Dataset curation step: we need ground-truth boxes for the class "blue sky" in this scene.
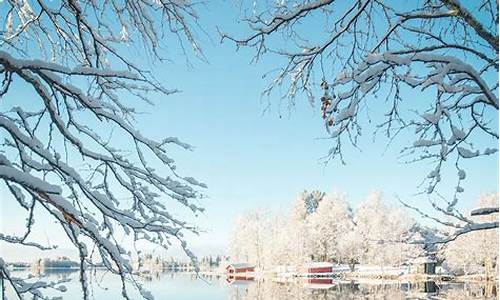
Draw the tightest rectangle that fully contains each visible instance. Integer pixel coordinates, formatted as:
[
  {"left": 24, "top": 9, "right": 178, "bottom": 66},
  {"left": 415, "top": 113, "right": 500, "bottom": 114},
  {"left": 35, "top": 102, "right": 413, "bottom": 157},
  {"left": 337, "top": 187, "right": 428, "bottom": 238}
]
[{"left": 0, "top": 1, "right": 498, "bottom": 261}]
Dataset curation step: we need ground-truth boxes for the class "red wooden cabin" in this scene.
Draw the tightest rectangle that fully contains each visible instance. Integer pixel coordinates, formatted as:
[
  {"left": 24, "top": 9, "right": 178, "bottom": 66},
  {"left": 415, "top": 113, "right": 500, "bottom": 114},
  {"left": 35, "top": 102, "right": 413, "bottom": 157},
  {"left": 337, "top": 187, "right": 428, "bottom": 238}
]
[
  {"left": 305, "top": 262, "right": 334, "bottom": 274},
  {"left": 226, "top": 263, "right": 255, "bottom": 274}
]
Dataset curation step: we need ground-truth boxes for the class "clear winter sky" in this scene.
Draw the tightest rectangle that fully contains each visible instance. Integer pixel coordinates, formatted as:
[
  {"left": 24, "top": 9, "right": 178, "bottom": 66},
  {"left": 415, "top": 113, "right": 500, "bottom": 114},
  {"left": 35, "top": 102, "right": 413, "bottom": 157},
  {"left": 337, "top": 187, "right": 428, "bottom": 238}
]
[{"left": 1, "top": 1, "right": 498, "bottom": 262}]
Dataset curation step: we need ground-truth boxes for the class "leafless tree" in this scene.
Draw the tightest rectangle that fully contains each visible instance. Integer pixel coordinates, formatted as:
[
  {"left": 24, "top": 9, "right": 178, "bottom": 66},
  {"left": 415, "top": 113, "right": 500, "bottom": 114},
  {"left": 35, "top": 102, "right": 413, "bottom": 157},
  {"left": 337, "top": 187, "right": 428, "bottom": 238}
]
[
  {"left": 222, "top": 0, "right": 498, "bottom": 242},
  {"left": 0, "top": 1, "right": 206, "bottom": 299}
]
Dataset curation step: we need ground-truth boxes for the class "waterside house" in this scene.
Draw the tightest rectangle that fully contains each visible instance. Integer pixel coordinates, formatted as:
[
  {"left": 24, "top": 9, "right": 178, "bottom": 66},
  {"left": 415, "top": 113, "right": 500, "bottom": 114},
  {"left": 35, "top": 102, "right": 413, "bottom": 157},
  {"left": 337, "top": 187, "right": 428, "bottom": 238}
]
[
  {"left": 226, "top": 263, "right": 255, "bottom": 274},
  {"left": 304, "top": 262, "right": 334, "bottom": 274}
]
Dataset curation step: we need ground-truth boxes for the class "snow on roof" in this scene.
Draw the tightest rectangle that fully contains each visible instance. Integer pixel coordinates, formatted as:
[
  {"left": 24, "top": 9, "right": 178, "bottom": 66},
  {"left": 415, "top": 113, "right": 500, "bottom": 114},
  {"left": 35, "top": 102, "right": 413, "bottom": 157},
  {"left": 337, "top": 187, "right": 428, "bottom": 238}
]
[
  {"left": 412, "top": 256, "right": 437, "bottom": 264},
  {"left": 226, "top": 263, "right": 255, "bottom": 269},
  {"left": 304, "top": 284, "right": 335, "bottom": 290},
  {"left": 305, "top": 262, "right": 334, "bottom": 268}
]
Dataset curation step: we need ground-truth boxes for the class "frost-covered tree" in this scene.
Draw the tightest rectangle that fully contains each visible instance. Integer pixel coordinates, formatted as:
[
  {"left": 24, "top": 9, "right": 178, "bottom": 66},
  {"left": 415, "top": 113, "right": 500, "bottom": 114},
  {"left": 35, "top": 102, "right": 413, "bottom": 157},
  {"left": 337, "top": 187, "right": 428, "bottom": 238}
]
[
  {"left": 308, "top": 192, "right": 353, "bottom": 262},
  {"left": 354, "top": 192, "right": 422, "bottom": 266},
  {"left": 263, "top": 214, "right": 293, "bottom": 267},
  {"left": 223, "top": 0, "right": 499, "bottom": 240},
  {"left": 0, "top": 1, "right": 206, "bottom": 299},
  {"left": 228, "top": 209, "right": 269, "bottom": 269},
  {"left": 288, "top": 190, "right": 326, "bottom": 220},
  {"left": 443, "top": 193, "right": 499, "bottom": 277},
  {"left": 288, "top": 191, "right": 322, "bottom": 265},
  {"left": 228, "top": 216, "right": 250, "bottom": 263},
  {"left": 337, "top": 230, "right": 363, "bottom": 271}
]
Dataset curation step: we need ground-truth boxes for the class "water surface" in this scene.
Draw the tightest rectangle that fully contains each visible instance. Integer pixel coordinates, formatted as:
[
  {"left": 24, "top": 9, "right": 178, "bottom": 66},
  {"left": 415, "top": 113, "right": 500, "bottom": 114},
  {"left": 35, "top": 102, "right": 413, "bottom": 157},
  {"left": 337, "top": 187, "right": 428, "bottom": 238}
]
[{"left": 3, "top": 270, "right": 497, "bottom": 299}]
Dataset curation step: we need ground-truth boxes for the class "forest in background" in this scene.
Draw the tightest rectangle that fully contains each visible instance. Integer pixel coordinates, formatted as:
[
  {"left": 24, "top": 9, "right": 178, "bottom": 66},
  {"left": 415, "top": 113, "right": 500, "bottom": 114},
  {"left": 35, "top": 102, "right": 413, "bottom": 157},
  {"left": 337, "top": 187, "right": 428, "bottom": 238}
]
[{"left": 229, "top": 191, "right": 498, "bottom": 276}]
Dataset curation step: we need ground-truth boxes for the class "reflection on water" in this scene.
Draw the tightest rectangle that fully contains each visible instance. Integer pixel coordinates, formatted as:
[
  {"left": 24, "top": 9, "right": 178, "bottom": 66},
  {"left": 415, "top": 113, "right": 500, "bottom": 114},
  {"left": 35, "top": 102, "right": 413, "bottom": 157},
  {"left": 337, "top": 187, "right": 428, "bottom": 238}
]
[
  {"left": 4, "top": 270, "right": 498, "bottom": 300},
  {"left": 17, "top": 268, "right": 78, "bottom": 283},
  {"left": 222, "top": 275, "right": 497, "bottom": 300}
]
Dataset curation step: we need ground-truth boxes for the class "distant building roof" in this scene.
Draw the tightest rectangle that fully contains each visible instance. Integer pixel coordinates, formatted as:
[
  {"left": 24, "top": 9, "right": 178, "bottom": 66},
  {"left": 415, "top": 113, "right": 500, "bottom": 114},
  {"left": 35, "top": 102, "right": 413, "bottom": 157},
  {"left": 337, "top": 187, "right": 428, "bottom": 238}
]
[
  {"left": 412, "top": 256, "right": 437, "bottom": 264},
  {"left": 305, "top": 262, "right": 334, "bottom": 268},
  {"left": 226, "top": 263, "right": 255, "bottom": 269}
]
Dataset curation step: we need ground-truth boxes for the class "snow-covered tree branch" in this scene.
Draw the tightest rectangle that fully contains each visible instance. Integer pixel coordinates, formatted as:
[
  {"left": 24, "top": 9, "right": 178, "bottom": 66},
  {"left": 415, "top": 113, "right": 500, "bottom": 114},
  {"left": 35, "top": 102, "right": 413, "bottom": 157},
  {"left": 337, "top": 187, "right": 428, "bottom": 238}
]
[
  {"left": 222, "top": 0, "right": 498, "bottom": 240},
  {"left": 1, "top": 1, "right": 205, "bottom": 299}
]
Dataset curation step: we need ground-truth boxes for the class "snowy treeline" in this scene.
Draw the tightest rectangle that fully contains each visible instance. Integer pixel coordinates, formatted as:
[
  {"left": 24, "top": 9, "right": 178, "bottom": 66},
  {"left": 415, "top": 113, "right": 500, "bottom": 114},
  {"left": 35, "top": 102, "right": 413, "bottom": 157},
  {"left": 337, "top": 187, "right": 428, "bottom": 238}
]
[
  {"left": 229, "top": 191, "right": 498, "bottom": 276},
  {"left": 229, "top": 191, "right": 423, "bottom": 271}
]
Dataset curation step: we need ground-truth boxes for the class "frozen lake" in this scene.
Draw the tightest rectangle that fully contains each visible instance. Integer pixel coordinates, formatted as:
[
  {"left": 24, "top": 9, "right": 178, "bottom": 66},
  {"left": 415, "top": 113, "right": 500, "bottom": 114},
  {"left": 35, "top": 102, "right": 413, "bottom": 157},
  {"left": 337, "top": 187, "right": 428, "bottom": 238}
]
[{"left": 3, "top": 269, "right": 498, "bottom": 299}]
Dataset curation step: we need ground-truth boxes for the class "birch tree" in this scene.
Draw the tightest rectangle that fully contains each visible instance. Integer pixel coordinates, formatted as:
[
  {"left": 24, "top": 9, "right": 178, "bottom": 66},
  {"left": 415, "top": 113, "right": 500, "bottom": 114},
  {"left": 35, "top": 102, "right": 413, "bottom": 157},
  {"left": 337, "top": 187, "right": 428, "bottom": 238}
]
[
  {"left": 223, "top": 0, "right": 499, "bottom": 241},
  {"left": 288, "top": 191, "right": 322, "bottom": 265},
  {"left": 0, "top": 1, "right": 205, "bottom": 299},
  {"left": 228, "top": 209, "right": 269, "bottom": 269},
  {"left": 264, "top": 214, "right": 293, "bottom": 268}
]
